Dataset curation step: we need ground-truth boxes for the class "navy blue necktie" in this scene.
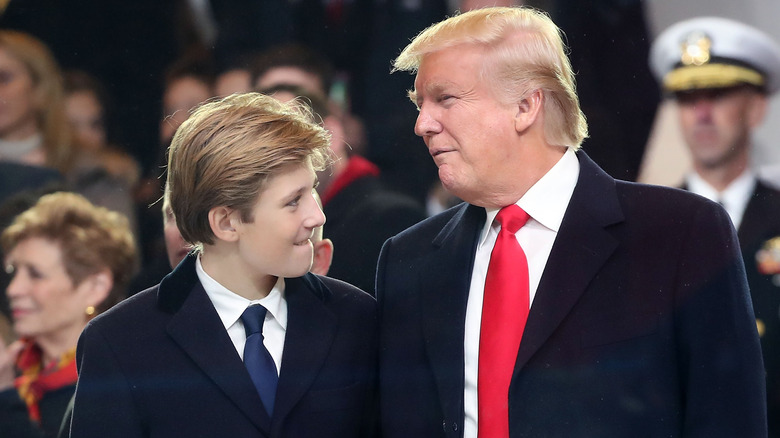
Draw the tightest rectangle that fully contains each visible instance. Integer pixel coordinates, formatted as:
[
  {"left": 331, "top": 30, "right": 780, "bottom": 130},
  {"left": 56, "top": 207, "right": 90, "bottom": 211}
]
[{"left": 241, "top": 305, "right": 278, "bottom": 416}]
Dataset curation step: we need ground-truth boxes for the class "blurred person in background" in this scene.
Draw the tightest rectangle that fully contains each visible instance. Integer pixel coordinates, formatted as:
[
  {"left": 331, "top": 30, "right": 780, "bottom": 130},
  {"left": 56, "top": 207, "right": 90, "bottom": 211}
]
[
  {"left": 650, "top": 16, "right": 780, "bottom": 436},
  {"left": 0, "top": 30, "right": 72, "bottom": 175},
  {"left": 214, "top": 52, "right": 257, "bottom": 97},
  {"left": 62, "top": 70, "right": 140, "bottom": 242},
  {"left": 63, "top": 70, "right": 140, "bottom": 191},
  {"left": 252, "top": 42, "right": 367, "bottom": 156},
  {"left": 134, "top": 57, "right": 214, "bottom": 284},
  {"left": 0, "top": 192, "right": 136, "bottom": 437}
]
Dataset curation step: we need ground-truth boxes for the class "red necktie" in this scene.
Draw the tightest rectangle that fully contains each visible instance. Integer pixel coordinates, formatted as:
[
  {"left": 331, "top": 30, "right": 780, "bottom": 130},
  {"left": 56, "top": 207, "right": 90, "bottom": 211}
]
[{"left": 478, "top": 204, "right": 530, "bottom": 438}]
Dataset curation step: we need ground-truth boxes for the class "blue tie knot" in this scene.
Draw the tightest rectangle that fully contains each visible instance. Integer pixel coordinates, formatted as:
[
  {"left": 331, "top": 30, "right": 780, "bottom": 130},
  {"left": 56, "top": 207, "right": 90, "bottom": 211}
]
[{"left": 241, "top": 305, "right": 267, "bottom": 337}]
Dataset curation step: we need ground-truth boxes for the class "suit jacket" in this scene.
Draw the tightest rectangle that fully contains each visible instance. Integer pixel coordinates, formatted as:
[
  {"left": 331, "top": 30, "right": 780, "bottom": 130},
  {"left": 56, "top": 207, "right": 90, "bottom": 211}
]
[
  {"left": 376, "top": 152, "right": 766, "bottom": 437},
  {"left": 69, "top": 254, "right": 378, "bottom": 438},
  {"left": 735, "top": 181, "right": 780, "bottom": 437}
]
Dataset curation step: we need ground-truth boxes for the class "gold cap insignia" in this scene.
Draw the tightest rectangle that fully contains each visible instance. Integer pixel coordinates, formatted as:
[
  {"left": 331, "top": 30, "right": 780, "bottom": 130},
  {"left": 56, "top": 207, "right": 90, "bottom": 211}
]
[{"left": 680, "top": 31, "right": 712, "bottom": 66}]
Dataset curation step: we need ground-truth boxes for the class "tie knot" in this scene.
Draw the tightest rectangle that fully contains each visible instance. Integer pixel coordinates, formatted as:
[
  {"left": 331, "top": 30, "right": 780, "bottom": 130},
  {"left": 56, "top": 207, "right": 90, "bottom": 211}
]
[
  {"left": 241, "top": 305, "right": 268, "bottom": 337},
  {"left": 495, "top": 204, "right": 529, "bottom": 234}
]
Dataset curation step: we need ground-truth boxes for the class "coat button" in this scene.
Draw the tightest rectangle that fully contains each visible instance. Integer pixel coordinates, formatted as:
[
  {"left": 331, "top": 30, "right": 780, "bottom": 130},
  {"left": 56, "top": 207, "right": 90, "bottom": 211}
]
[
  {"left": 442, "top": 420, "right": 447, "bottom": 431},
  {"left": 452, "top": 422, "right": 458, "bottom": 431}
]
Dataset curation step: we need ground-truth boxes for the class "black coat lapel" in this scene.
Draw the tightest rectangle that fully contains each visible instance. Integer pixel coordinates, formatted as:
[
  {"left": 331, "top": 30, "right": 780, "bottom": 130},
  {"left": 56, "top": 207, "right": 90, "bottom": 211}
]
[
  {"left": 420, "top": 204, "right": 485, "bottom": 421},
  {"left": 514, "top": 152, "right": 624, "bottom": 371},
  {"left": 271, "top": 274, "right": 337, "bottom": 431}
]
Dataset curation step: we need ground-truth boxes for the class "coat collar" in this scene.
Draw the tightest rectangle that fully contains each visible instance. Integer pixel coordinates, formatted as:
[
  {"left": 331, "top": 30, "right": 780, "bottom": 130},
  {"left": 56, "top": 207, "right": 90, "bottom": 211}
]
[
  {"left": 422, "top": 202, "right": 486, "bottom": 421},
  {"left": 513, "top": 151, "right": 623, "bottom": 371},
  {"left": 158, "top": 254, "right": 337, "bottom": 436},
  {"left": 270, "top": 275, "right": 337, "bottom": 435}
]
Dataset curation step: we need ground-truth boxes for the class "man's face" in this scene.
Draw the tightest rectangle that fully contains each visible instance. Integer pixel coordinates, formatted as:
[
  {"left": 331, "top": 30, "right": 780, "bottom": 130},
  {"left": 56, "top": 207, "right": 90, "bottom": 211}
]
[
  {"left": 676, "top": 86, "right": 766, "bottom": 169},
  {"left": 411, "top": 45, "right": 520, "bottom": 207}
]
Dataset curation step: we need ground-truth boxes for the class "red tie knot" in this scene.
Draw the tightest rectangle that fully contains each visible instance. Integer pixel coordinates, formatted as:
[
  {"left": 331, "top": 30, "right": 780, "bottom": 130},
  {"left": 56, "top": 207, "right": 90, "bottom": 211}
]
[{"left": 496, "top": 204, "right": 529, "bottom": 234}]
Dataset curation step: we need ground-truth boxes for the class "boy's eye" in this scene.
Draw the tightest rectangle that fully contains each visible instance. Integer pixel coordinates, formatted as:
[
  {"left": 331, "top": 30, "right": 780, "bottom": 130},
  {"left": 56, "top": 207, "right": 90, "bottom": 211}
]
[{"left": 288, "top": 196, "right": 301, "bottom": 207}]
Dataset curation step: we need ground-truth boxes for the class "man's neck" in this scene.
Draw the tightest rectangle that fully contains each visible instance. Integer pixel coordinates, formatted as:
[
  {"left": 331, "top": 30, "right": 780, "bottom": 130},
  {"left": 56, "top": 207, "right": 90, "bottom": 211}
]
[{"left": 693, "top": 157, "right": 749, "bottom": 192}]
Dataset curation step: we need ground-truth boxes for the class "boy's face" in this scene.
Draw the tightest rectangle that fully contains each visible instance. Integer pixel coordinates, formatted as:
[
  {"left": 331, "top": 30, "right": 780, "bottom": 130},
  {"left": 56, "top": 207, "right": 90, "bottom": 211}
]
[{"left": 234, "top": 162, "right": 325, "bottom": 280}]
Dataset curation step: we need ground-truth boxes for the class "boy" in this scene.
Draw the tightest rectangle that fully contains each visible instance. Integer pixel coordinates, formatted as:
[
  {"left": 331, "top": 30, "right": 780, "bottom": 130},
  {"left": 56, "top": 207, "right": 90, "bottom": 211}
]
[{"left": 69, "top": 93, "right": 377, "bottom": 437}]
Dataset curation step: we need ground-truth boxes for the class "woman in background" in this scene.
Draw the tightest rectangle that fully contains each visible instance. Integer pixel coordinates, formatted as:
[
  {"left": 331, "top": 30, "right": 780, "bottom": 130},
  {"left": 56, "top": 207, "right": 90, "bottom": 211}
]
[
  {"left": 0, "top": 30, "right": 72, "bottom": 173},
  {"left": 0, "top": 192, "right": 136, "bottom": 437}
]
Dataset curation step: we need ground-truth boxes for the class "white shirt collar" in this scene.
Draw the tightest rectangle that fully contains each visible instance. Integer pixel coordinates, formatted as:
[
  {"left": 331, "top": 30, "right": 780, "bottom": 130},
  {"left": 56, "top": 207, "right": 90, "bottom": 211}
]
[
  {"left": 686, "top": 170, "right": 755, "bottom": 229},
  {"left": 195, "top": 254, "right": 288, "bottom": 331},
  {"left": 478, "top": 148, "right": 580, "bottom": 246}
]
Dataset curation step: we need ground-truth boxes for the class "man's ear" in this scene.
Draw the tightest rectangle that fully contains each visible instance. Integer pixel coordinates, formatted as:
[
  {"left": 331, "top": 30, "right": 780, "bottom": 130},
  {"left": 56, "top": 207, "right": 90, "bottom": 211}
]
[
  {"left": 514, "top": 89, "right": 543, "bottom": 134},
  {"left": 747, "top": 93, "right": 769, "bottom": 129},
  {"left": 311, "top": 238, "right": 334, "bottom": 276},
  {"left": 208, "top": 206, "right": 240, "bottom": 242}
]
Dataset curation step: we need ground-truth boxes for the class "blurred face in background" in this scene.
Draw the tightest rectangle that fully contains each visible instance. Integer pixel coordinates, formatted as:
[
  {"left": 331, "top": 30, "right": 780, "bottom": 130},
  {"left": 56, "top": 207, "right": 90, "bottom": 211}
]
[
  {"left": 65, "top": 89, "right": 106, "bottom": 151},
  {"left": 0, "top": 47, "right": 39, "bottom": 141},
  {"left": 255, "top": 67, "right": 325, "bottom": 97},
  {"left": 215, "top": 68, "right": 252, "bottom": 97},
  {"left": 4, "top": 237, "right": 93, "bottom": 344},
  {"left": 160, "top": 76, "right": 212, "bottom": 145},
  {"left": 676, "top": 86, "right": 766, "bottom": 170}
]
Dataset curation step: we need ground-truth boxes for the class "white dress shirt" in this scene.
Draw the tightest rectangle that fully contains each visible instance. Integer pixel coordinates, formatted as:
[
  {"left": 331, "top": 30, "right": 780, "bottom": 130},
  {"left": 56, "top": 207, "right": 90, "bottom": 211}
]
[
  {"left": 463, "top": 149, "right": 580, "bottom": 437},
  {"left": 686, "top": 170, "right": 756, "bottom": 230},
  {"left": 195, "top": 255, "right": 288, "bottom": 374}
]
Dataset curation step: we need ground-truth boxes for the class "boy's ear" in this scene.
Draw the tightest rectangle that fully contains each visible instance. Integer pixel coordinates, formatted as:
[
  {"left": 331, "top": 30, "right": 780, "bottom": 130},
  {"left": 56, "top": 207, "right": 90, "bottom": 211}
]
[
  {"left": 208, "top": 206, "right": 240, "bottom": 242},
  {"left": 311, "top": 238, "right": 334, "bottom": 276}
]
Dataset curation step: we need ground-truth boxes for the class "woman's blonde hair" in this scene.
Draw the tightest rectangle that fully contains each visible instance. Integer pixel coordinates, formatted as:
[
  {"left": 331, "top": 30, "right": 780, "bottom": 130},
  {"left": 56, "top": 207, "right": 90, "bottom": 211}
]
[
  {"left": 0, "top": 30, "right": 73, "bottom": 171},
  {"left": 394, "top": 6, "right": 588, "bottom": 149}
]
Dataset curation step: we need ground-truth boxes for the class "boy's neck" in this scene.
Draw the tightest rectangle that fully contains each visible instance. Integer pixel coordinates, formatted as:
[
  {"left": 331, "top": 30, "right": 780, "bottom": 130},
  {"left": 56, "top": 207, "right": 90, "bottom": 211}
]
[{"left": 199, "top": 245, "right": 276, "bottom": 300}]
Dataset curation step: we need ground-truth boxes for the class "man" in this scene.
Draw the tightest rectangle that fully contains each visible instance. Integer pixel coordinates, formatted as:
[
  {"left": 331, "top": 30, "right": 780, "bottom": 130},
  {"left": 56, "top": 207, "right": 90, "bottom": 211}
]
[
  {"left": 69, "top": 93, "right": 377, "bottom": 437},
  {"left": 650, "top": 17, "right": 780, "bottom": 435},
  {"left": 255, "top": 51, "right": 427, "bottom": 294},
  {"left": 377, "top": 7, "right": 766, "bottom": 437}
]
